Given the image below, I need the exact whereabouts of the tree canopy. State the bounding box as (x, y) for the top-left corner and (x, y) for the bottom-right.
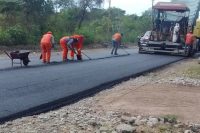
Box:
(0, 0), (151, 46)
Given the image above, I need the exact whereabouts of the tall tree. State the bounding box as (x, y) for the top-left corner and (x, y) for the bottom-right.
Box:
(22, 0), (54, 33)
(0, 0), (22, 27)
(77, 0), (104, 29)
(53, 0), (74, 10)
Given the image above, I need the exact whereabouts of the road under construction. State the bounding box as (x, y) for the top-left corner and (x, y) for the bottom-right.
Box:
(0, 0), (200, 123)
(0, 49), (184, 123)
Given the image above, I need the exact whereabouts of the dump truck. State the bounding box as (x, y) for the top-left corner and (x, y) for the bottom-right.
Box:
(138, 2), (199, 56)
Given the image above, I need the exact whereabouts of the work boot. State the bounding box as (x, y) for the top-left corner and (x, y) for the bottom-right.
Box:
(62, 59), (67, 62)
(77, 55), (82, 60)
(111, 49), (114, 55)
(114, 53), (118, 55)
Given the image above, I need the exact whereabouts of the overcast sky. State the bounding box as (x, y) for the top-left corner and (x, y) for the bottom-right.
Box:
(103, 0), (171, 16)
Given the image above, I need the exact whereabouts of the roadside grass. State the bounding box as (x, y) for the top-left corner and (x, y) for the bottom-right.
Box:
(183, 64), (200, 79)
(162, 115), (178, 124)
(158, 125), (177, 133)
(137, 124), (184, 133)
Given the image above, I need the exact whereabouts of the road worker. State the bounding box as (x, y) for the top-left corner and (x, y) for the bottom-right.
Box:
(59, 36), (78, 61)
(40, 31), (55, 63)
(111, 32), (123, 55)
(71, 34), (84, 60)
(185, 30), (195, 55)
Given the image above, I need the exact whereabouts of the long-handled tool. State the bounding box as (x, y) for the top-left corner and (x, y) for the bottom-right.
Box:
(68, 45), (92, 60)
(121, 44), (130, 55)
(81, 51), (92, 60)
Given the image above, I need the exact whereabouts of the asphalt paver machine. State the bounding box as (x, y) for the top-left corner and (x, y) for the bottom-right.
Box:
(138, 2), (194, 56)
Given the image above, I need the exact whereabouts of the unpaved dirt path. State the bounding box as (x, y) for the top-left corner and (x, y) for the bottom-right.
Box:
(92, 59), (200, 123)
(95, 83), (200, 122)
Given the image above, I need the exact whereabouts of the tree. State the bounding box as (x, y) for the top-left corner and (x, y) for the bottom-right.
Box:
(22, 0), (54, 33)
(53, 0), (74, 11)
(0, 0), (22, 27)
(76, 0), (104, 29)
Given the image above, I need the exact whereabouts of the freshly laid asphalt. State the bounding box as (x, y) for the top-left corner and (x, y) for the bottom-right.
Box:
(0, 48), (184, 122)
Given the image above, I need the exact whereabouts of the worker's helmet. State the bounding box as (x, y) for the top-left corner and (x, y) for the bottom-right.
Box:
(47, 31), (52, 34)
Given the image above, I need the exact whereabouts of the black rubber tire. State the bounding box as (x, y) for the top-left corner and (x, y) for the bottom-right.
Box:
(138, 47), (143, 54)
(138, 50), (146, 54)
(23, 58), (29, 66)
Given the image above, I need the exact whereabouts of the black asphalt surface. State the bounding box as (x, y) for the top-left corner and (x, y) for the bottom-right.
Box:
(0, 52), (183, 122)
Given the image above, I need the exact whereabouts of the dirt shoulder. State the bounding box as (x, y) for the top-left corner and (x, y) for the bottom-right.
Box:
(0, 58), (200, 133)
(94, 59), (200, 123)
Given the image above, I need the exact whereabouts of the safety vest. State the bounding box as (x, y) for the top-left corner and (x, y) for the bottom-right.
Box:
(112, 33), (122, 42)
(41, 33), (52, 44)
(185, 33), (194, 45)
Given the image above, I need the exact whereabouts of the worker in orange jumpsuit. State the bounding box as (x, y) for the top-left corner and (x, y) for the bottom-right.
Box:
(185, 31), (194, 46)
(59, 36), (78, 61)
(60, 36), (69, 61)
(40, 31), (55, 63)
(71, 34), (84, 60)
(111, 33), (123, 55)
(185, 31), (195, 55)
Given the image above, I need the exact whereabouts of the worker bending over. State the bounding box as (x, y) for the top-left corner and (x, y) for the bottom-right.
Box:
(59, 36), (78, 61)
(111, 33), (123, 55)
(40, 31), (55, 63)
(71, 34), (84, 60)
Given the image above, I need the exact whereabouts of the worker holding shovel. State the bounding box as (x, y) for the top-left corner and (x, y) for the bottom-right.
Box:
(59, 36), (78, 61)
(71, 34), (84, 60)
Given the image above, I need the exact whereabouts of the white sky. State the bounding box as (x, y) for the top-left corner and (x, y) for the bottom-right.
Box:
(104, 0), (171, 16)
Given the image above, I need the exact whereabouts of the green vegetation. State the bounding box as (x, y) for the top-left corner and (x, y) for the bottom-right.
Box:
(158, 125), (182, 133)
(162, 115), (177, 124)
(137, 124), (184, 133)
(183, 65), (200, 79)
(0, 0), (151, 46)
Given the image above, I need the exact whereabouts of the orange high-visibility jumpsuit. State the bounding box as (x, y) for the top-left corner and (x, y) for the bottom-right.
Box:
(111, 33), (122, 55)
(185, 32), (194, 46)
(60, 36), (69, 61)
(112, 33), (122, 42)
(185, 32), (195, 55)
(71, 35), (84, 60)
(40, 32), (54, 63)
